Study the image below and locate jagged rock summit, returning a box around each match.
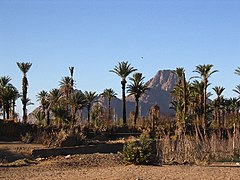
[132,69,177,116]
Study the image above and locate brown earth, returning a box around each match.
[1,141,240,180]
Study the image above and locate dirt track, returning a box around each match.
[1,156,240,180]
[1,141,240,180]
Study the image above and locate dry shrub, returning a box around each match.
[27,126,86,147]
[157,135,210,165]
[156,128,240,165]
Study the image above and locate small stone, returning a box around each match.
[65,155,71,159]
[36,157,44,161]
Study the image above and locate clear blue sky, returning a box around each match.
[0,0,240,116]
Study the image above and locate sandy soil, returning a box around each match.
[1,142,240,180]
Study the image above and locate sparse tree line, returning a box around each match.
[1,61,240,164]
[0,62,240,135]
[0,61,149,129]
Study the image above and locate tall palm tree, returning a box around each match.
[101,88,117,121]
[235,67,240,76]
[189,80,205,141]
[69,91,86,125]
[84,91,98,124]
[212,86,225,128]
[171,84,185,134]
[173,67,187,119]
[173,67,185,86]
[17,62,32,123]
[193,64,218,135]
[127,72,148,125]
[110,61,137,125]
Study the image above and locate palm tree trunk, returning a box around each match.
[22,76,28,123]
[46,109,50,126]
[108,98,111,121]
[66,91,69,114]
[2,105,6,120]
[12,100,16,120]
[6,104,10,120]
[87,106,91,124]
[134,97,139,125]
[203,83,207,137]
[121,79,127,125]
[72,107,76,126]
[23,104,27,123]
[183,73,187,117]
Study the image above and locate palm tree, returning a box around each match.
[36,90,49,125]
[110,61,137,125]
[193,64,218,135]
[59,76,72,110]
[69,91,86,125]
[8,86,20,120]
[127,72,148,125]
[48,88,63,123]
[1,86,13,120]
[173,67,187,120]
[189,80,205,141]
[212,86,225,128]
[0,76,20,120]
[101,88,117,121]
[34,110,45,126]
[235,67,240,76]
[17,62,32,123]
[51,105,69,127]
[0,76,12,119]
[171,84,185,134]
[48,88,63,108]
[84,91,98,124]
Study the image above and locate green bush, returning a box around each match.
[122,131,152,164]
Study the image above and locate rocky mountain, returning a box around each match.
[98,70,177,118]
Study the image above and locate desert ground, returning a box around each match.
[1,141,240,180]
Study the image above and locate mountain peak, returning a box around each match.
[146,70,177,92]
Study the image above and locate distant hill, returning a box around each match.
[28,70,177,123]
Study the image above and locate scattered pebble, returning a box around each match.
[65,155,71,159]
[36,157,45,161]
